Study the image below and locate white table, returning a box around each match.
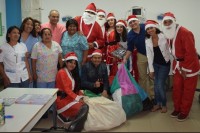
[0,88,58,132]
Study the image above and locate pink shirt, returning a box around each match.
[41,22,66,44]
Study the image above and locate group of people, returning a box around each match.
[0,2,200,131]
[123,11,199,121]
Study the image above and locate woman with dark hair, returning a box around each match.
[115,20,127,43]
[114,20,133,71]
[20,17,38,88]
[114,20,128,57]
[33,19,41,41]
[0,26,31,88]
[61,19,88,69]
[56,52,88,131]
[31,28,63,88]
[20,17,38,54]
[105,13,119,77]
[145,20,171,113]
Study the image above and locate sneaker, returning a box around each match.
[170,110,180,118]
[57,114,72,124]
[176,113,188,122]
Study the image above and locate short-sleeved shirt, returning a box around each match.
[41,22,66,44]
[31,41,62,82]
[20,34,38,53]
[0,42,29,83]
[20,34,39,71]
[61,32,88,67]
[127,24,146,56]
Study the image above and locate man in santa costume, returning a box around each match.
[96,9,106,38]
[74,3,105,60]
[96,9,107,61]
[162,12,200,121]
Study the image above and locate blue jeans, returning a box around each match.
[37,81,55,88]
[153,63,170,106]
[8,79,29,88]
[37,81,55,113]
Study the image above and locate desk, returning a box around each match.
[0,88,58,132]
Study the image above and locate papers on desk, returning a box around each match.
[15,94,52,105]
[3,98,16,106]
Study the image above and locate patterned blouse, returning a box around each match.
[61,32,88,68]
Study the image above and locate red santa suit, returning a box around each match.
[105,13,120,77]
[170,25,200,116]
[56,68,84,118]
[96,9,107,62]
[106,30,119,65]
[106,29,120,76]
[75,16,104,59]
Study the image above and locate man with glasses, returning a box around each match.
[123,15,155,107]
[74,3,104,60]
[162,12,200,121]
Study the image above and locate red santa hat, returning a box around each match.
[85,3,96,14]
[92,49,102,56]
[107,13,115,20]
[63,52,78,61]
[97,9,106,17]
[116,20,127,27]
[127,15,139,24]
[162,12,176,22]
[145,20,159,30]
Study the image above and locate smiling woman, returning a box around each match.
[60,19,88,69]
[0,26,31,88]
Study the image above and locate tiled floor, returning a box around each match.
[32,88,200,132]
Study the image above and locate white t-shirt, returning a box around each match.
[0,42,29,83]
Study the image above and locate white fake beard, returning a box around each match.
[162,22,176,39]
[96,17,106,27]
[82,12,96,25]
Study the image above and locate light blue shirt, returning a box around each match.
[61,32,88,67]
[20,34,38,53]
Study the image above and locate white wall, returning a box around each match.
[39,0,200,53]
[0,0,7,45]
[21,0,41,21]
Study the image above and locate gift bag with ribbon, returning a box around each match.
[111,64,147,117]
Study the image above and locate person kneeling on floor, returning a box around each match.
[55,52,89,132]
[81,49,110,98]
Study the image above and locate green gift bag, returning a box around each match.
[83,90,101,98]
